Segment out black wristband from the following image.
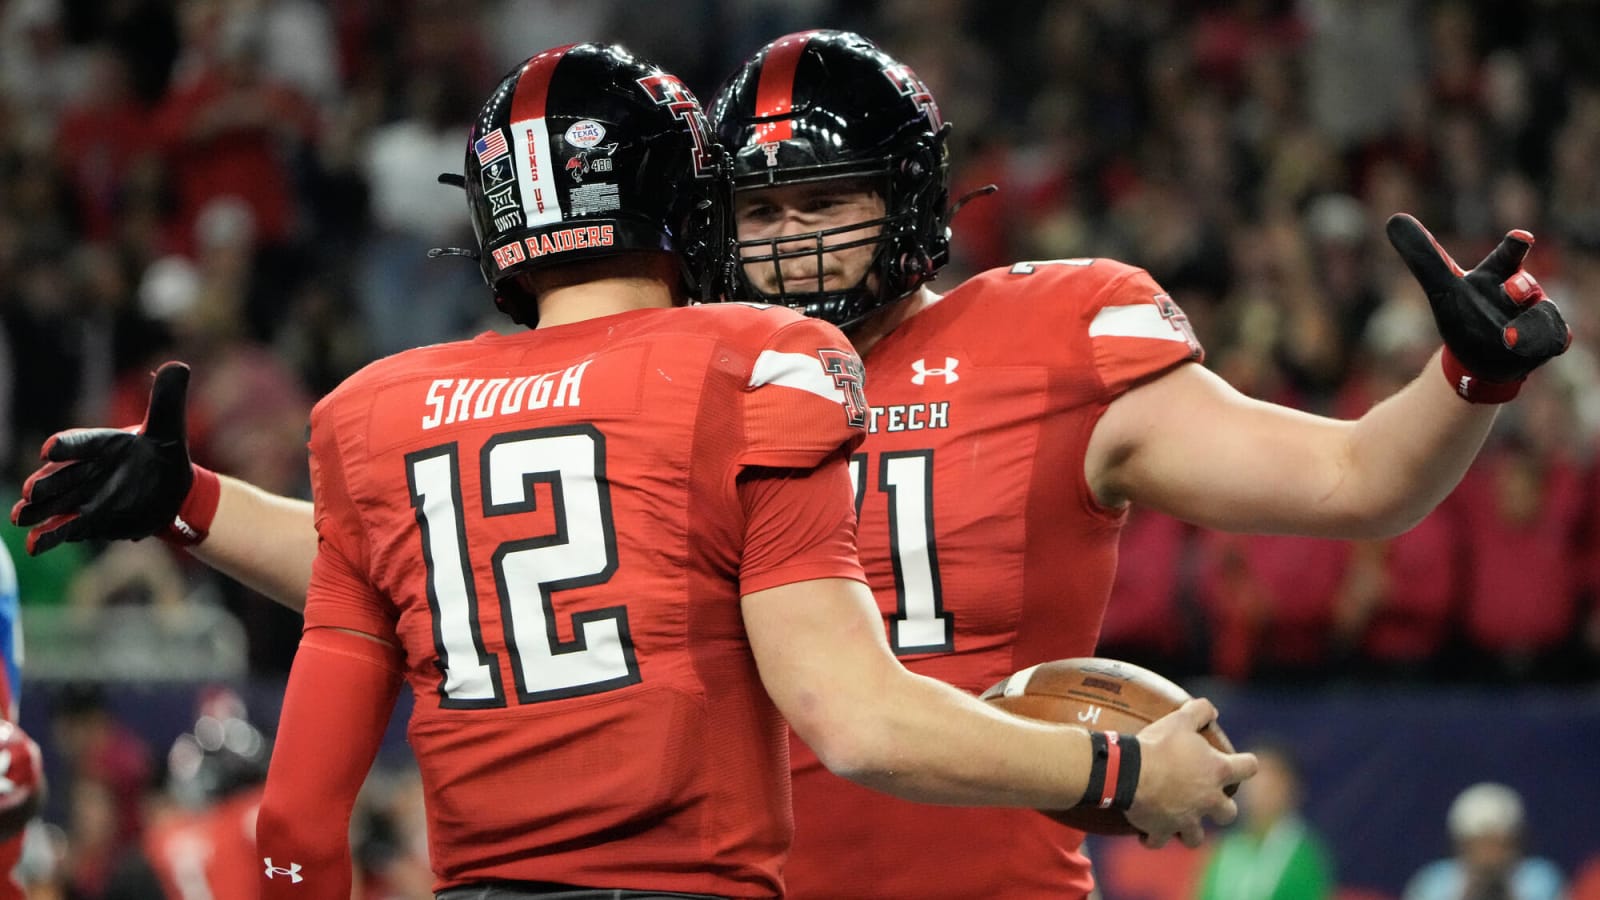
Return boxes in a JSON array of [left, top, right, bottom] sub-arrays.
[[1112, 734, 1141, 812], [1079, 731, 1109, 808]]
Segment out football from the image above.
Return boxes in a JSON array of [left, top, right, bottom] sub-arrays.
[[980, 657, 1235, 835]]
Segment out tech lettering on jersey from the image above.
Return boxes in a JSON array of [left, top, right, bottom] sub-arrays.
[[866, 403, 950, 434], [421, 360, 593, 430]]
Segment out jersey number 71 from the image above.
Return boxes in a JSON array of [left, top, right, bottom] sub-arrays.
[[850, 450, 953, 655]]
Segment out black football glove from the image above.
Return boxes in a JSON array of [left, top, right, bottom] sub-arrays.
[[11, 361, 201, 554], [1386, 213, 1571, 402]]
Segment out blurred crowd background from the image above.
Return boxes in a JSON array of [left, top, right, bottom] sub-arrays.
[[3, 0, 1600, 898]]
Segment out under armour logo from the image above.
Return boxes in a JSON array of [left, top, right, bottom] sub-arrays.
[[263, 858, 304, 884], [910, 357, 960, 385]]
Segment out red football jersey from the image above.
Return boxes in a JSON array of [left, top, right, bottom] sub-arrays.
[[144, 790, 263, 900], [784, 260, 1203, 900], [302, 304, 867, 897]]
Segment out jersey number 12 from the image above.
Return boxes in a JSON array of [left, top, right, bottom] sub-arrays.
[[408, 425, 640, 708]]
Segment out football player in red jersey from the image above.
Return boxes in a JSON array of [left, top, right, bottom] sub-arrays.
[[699, 31, 1569, 900], [15, 43, 1252, 899], [103, 688, 269, 900], [10, 27, 1574, 900]]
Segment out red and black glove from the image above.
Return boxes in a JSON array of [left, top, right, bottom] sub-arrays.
[[10, 361, 219, 555], [1386, 213, 1571, 403]]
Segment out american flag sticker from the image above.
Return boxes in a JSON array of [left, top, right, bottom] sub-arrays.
[[474, 129, 509, 165]]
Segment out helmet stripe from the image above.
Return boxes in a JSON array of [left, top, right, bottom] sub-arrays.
[[508, 44, 575, 229], [511, 43, 574, 122], [752, 31, 821, 143]]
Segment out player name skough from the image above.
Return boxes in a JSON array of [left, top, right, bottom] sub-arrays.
[[866, 402, 950, 434], [421, 361, 593, 430]]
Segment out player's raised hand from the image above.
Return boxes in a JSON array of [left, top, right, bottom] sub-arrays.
[[1125, 698, 1256, 849], [10, 362, 213, 553], [1386, 213, 1570, 402]]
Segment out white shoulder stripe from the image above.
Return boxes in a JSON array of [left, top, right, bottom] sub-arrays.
[[749, 350, 842, 403], [1088, 304, 1189, 342]]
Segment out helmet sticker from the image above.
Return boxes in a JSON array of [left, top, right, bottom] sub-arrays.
[[636, 73, 714, 175], [474, 129, 510, 166], [512, 119, 562, 227], [565, 119, 607, 148], [569, 183, 621, 215], [487, 185, 522, 232], [565, 142, 618, 184], [481, 157, 515, 191], [881, 64, 942, 129]]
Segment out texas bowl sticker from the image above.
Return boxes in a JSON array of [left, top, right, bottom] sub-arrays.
[[565, 119, 606, 148]]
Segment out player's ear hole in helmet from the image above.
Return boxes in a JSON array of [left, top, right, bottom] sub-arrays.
[[710, 30, 975, 330], [435, 43, 734, 325]]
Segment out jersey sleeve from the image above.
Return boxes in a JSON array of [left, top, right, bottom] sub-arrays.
[[304, 396, 397, 640], [739, 316, 868, 469], [737, 453, 867, 596], [1085, 266, 1205, 397]]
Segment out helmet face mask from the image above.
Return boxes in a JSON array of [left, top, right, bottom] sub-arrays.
[[462, 43, 732, 323], [711, 31, 951, 329]]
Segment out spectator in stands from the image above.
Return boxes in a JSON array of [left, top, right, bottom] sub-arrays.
[[1453, 381, 1589, 681], [104, 687, 271, 900], [1404, 782, 1566, 900], [152, 2, 318, 257], [1196, 742, 1334, 900]]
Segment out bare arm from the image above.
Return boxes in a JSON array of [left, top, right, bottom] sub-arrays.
[[742, 577, 1252, 843], [1088, 352, 1495, 539], [743, 577, 1092, 808], [1091, 216, 1572, 540], [190, 474, 317, 612]]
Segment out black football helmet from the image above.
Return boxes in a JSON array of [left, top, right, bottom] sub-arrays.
[[462, 43, 730, 323], [709, 31, 951, 329]]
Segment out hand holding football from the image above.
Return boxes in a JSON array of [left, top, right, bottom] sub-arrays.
[[981, 657, 1235, 835]]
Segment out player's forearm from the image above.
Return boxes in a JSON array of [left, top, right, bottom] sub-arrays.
[[1343, 349, 1498, 537], [190, 475, 317, 611], [816, 670, 1093, 808], [257, 629, 400, 899]]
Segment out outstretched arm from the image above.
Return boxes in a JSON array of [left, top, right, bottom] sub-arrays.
[[1088, 215, 1570, 539], [10, 362, 318, 611], [196, 477, 315, 611]]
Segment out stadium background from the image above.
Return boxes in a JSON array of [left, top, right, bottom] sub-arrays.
[[3, 0, 1600, 897]]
